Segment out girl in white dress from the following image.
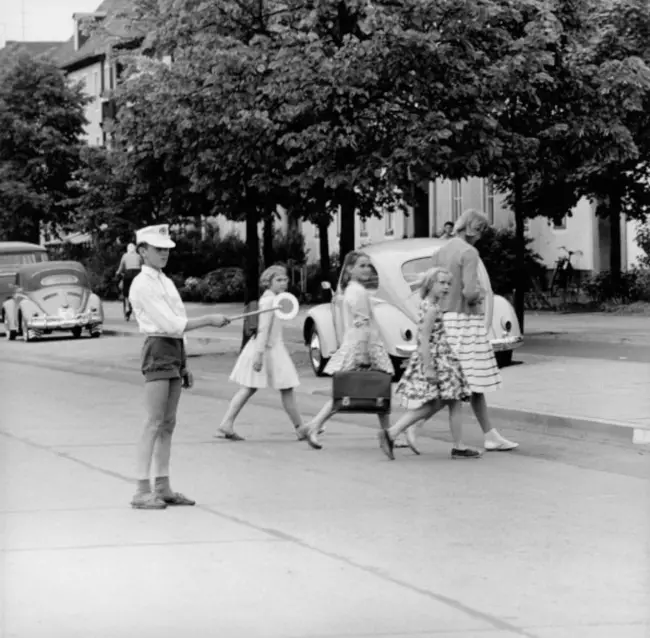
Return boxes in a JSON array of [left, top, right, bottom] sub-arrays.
[[215, 265, 304, 441]]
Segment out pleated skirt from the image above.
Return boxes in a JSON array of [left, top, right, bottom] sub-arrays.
[[442, 312, 502, 394]]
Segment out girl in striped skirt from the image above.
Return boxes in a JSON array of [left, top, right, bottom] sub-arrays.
[[428, 209, 518, 452]]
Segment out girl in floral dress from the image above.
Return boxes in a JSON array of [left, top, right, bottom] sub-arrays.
[[300, 251, 394, 449], [378, 267, 481, 460], [216, 265, 305, 441]]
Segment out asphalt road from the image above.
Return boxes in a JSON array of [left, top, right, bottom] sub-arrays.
[[1, 334, 648, 638]]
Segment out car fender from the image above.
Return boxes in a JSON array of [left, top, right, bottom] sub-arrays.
[[87, 293, 105, 321], [303, 304, 338, 358], [2, 298, 17, 329], [488, 295, 523, 349], [371, 300, 417, 358], [17, 298, 40, 323]]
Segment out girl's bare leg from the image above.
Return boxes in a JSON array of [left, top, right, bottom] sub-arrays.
[[217, 387, 257, 437], [471, 392, 518, 450], [388, 401, 442, 440], [306, 399, 334, 435], [280, 388, 304, 435], [447, 400, 465, 449], [377, 413, 390, 431]]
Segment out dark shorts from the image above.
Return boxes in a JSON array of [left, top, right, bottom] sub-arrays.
[[123, 269, 140, 298], [141, 336, 186, 382]]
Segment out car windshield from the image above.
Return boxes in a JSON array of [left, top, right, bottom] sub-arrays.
[[401, 257, 433, 291], [0, 252, 48, 269], [22, 269, 88, 291]]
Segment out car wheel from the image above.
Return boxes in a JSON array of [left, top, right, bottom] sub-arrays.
[[495, 350, 513, 368], [308, 326, 329, 377], [72, 327, 82, 339], [21, 316, 32, 343], [3, 314, 16, 341], [390, 356, 405, 382]]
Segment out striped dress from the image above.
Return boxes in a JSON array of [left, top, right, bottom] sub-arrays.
[[431, 237, 502, 394]]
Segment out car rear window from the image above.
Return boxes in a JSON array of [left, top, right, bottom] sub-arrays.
[[401, 257, 433, 290], [0, 252, 48, 268]]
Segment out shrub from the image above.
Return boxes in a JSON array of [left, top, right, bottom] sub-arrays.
[[193, 267, 246, 303], [273, 228, 308, 266], [584, 268, 650, 304], [475, 227, 546, 296]]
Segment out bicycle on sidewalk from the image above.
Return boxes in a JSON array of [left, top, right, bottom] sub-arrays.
[[549, 246, 583, 298]]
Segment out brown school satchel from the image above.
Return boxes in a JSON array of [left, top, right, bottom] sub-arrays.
[[331, 369, 392, 415]]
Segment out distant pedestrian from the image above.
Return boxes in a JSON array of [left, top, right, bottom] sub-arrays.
[[300, 250, 394, 449], [439, 221, 454, 240], [216, 265, 305, 441], [430, 209, 518, 452], [378, 267, 478, 460], [129, 224, 230, 510], [116, 242, 142, 320]]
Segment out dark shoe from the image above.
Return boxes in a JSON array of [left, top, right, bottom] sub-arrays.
[[157, 492, 196, 506], [451, 447, 482, 459], [216, 428, 245, 441], [378, 430, 395, 460], [131, 493, 167, 510]]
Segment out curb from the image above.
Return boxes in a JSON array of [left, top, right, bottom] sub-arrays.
[[308, 388, 649, 443], [102, 327, 241, 345]]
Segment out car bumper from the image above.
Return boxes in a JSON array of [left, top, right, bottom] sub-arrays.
[[394, 335, 523, 357], [27, 316, 103, 331]]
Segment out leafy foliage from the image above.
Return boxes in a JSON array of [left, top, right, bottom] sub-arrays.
[[475, 227, 546, 297], [0, 55, 89, 243]]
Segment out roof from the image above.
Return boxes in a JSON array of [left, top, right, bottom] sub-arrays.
[[53, 0, 139, 70], [0, 41, 65, 66], [0, 241, 48, 254], [363, 237, 446, 260], [18, 260, 85, 277]]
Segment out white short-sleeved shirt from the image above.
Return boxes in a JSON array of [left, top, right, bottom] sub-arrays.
[[129, 265, 188, 338]]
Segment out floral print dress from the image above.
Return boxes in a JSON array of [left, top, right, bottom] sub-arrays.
[[396, 298, 470, 406], [324, 280, 394, 376]]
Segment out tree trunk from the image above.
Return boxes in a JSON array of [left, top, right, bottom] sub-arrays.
[[609, 195, 622, 288], [263, 212, 274, 268], [241, 204, 260, 351], [412, 183, 430, 238], [513, 173, 526, 334], [338, 191, 356, 263], [318, 218, 331, 284]]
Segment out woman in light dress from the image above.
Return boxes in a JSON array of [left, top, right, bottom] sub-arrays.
[[216, 265, 304, 441], [300, 251, 394, 449]]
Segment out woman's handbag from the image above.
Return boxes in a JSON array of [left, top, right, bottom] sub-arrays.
[[331, 368, 392, 415]]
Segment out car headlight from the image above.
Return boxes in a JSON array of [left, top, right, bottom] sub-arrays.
[[400, 328, 413, 341], [500, 318, 512, 332]]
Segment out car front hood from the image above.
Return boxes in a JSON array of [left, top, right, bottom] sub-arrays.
[[25, 287, 88, 315]]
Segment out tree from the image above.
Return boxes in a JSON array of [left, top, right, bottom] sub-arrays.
[[571, 0, 650, 285], [0, 55, 89, 243]]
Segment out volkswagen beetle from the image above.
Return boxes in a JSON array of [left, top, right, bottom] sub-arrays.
[[2, 261, 104, 342], [303, 238, 522, 378]]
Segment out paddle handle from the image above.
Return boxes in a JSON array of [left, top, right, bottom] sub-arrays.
[[227, 306, 277, 321]]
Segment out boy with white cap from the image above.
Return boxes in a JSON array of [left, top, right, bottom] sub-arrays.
[[129, 224, 230, 510]]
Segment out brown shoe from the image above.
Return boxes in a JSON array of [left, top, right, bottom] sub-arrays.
[[157, 492, 196, 506], [131, 492, 167, 510]]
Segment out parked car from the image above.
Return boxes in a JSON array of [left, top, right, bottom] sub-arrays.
[[0, 241, 49, 304], [2, 261, 104, 342], [303, 238, 523, 378]]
